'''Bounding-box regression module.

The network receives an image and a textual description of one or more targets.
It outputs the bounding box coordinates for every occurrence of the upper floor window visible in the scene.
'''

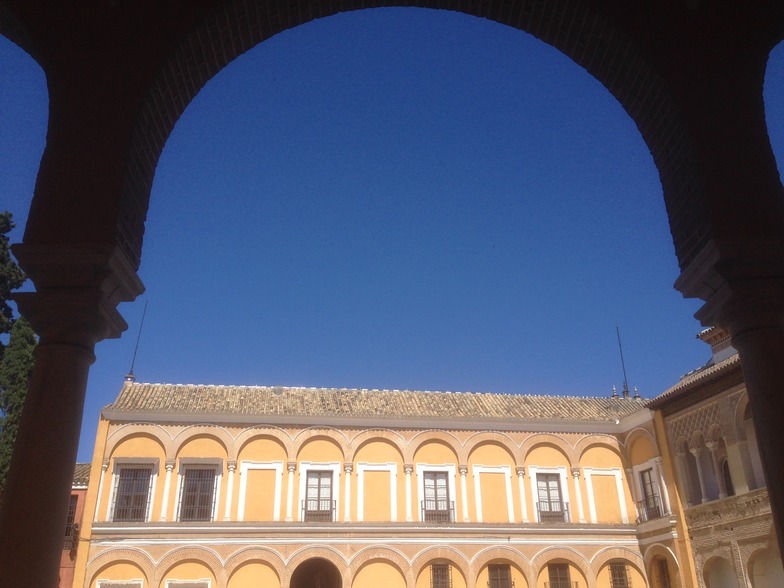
[431,563,451,588]
[546,563,573,588]
[423,471,453,523]
[609,562,631,588]
[537,473,568,523]
[63,494,78,550]
[178,466,218,522]
[488,564,513,588]
[112,464,155,522]
[638,468,662,521]
[303,470,334,522]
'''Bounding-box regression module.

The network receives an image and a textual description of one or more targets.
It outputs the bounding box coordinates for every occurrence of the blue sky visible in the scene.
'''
[1,8,783,462]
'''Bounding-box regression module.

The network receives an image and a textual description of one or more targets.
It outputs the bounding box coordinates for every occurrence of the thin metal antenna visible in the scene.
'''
[616,326,630,398]
[124,300,148,382]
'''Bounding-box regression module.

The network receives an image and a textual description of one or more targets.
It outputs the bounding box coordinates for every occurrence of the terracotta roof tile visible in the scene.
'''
[106,382,644,423]
[73,462,91,487]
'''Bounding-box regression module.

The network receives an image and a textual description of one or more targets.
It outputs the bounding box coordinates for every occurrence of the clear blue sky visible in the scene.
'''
[1,8,783,462]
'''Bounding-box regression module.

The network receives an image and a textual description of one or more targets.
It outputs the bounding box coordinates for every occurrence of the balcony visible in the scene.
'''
[421,499,455,523]
[636,495,665,523]
[537,500,570,523]
[301,499,336,522]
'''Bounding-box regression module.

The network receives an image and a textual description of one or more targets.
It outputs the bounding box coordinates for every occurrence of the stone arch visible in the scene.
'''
[224,546,286,579]
[748,546,784,588]
[348,429,407,463]
[575,435,628,468]
[521,435,575,467]
[108,0,695,275]
[706,424,724,445]
[689,430,706,452]
[643,544,682,588]
[292,427,349,459]
[464,431,520,465]
[471,546,533,586]
[233,425,294,460]
[349,546,411,581]
[85,548,155,587]
[702,555,740,588]
[407,430,463,463]
[170,425,233,459]
[530,546,594,587]
[591,546,647,575]
[104,424,172,460]
[411,545,471,584]
[153,546,224,585]
[282,546,349,587]
[622,427,660,465]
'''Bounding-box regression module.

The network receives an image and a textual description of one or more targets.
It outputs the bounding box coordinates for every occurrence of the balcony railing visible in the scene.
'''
[544,582,577,588]
[301,499,335,522]
[636,495,665,523]
[421,499,455,523]
[537,500,570,523]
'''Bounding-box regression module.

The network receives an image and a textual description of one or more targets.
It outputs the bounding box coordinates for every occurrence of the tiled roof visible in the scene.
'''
[106,382,644,424]
[645,353,742,409]
[73,462,91,487]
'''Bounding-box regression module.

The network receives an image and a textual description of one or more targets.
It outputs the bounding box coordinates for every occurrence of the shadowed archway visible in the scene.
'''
[290,557,342,588]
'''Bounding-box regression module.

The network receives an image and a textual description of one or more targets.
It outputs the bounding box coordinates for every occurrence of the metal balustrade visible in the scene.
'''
[636,495,665,523]
[421,499,455,523]
[301,499,336,522]
[537,500,570,523]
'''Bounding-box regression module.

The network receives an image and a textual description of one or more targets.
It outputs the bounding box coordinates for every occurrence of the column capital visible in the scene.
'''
[458,465,468,476]
[689,447,703,458]
[571,467,581,478]
[343,462,353,473]
[287,461,297,473]
[227,461,237,472]
[164,460,175,471]
[705,441,718,452]
[516,466,525,477]
[101,459,110,471]
[403,464,413,474]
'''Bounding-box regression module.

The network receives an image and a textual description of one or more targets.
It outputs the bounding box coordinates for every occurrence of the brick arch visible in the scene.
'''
[347,429,407,462]
[348,545,411,582]
[464,431,520,465]
[622,427,660,465]
[85,548,154,587]
[575,434,628,469]
[104,423,172,460]
[224,546,285,582]
[591,547,646,576]
[411,546,471,586]
[407,430,463,463]
[530,546,593,586]
[292,427,350,458]
[689,430,706,451]
[170,425,233,459]
[153,545,224,585]
[282,545,349,587]
[233,426,293,461]
[706,423,724,444]
[521,434,576,467]
[471,546,533,587]
[115,0,696,275]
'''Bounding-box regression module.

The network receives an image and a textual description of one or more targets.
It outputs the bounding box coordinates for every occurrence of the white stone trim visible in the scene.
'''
[237,460,283,521]
[471,464,514,523]
[298,462,341,522]
[356,462,398,522]
[416,463,457,521]
[528,466,570,523]
[165,581,211,588]
[583,467,629,524]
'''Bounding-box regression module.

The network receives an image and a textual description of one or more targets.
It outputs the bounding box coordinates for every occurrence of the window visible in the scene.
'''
[637,468,662,521]
[537,473,567,523]
[720,458,735,497]
[112,465,154,522]
[423,471,453,523]
[63,494,78,550]
[609,562,631,588]
[178,467,217,522]
[488,564,513,588]
[547,564,572,588]
[303,470,334,522]
[431,563,451,588]
[655,559,671,588]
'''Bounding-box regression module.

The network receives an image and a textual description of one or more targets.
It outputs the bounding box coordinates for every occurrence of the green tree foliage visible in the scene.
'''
[0,212,25,363]
[0,318,36,492]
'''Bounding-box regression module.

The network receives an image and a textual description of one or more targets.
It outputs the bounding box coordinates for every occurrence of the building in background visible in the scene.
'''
[61,463,90,588]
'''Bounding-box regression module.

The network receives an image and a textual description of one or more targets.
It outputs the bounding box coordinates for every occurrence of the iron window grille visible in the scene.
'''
[178,467,217,522]
[303,470,334,522]
[112,465,154,522]
[655,559,671,588]
[488,564,514,588]
[423,471,453,523]
[609,562,631,588]
[63,494,79,550]
[431,563,452,588]
[546,564,576,588]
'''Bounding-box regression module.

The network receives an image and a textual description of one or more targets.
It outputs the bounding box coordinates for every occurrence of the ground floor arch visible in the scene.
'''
[290,557,343,588]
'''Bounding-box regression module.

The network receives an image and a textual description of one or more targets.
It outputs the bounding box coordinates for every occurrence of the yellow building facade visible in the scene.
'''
[73,382,702,588]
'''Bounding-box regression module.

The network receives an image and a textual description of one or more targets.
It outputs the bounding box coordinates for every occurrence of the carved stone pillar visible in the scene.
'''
[224,461,237,521]
[159,460,175,521]
[458,465,469,522]
[0,245,143,587]
[516,467,529,523]
[343,463,352,522]
[94,460,110,522]
[285,461,296,521]
[674,450,694,507]
[705,442,727,499]
[404,464,413,522]
[689,448,709,503]
[571,468,586,523]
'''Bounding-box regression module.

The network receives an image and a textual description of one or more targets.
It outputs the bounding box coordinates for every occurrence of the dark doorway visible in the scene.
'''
[290,557,342,588]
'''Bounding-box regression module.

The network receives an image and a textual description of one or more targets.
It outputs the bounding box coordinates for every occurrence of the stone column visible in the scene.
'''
[404,464,413,522]
[654,457,671,514]
[224,461,237,521]
[0,245,143,587]
[343,463,352,522]
[690,448,709,503]
[674,450,694,507]
[516,467,529,523]
[159,461,175,521]
[94,460,110,522]
[705,442,727,498]
[459,465,470,522]
[285,461,296,521]
[571,468,586,523]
